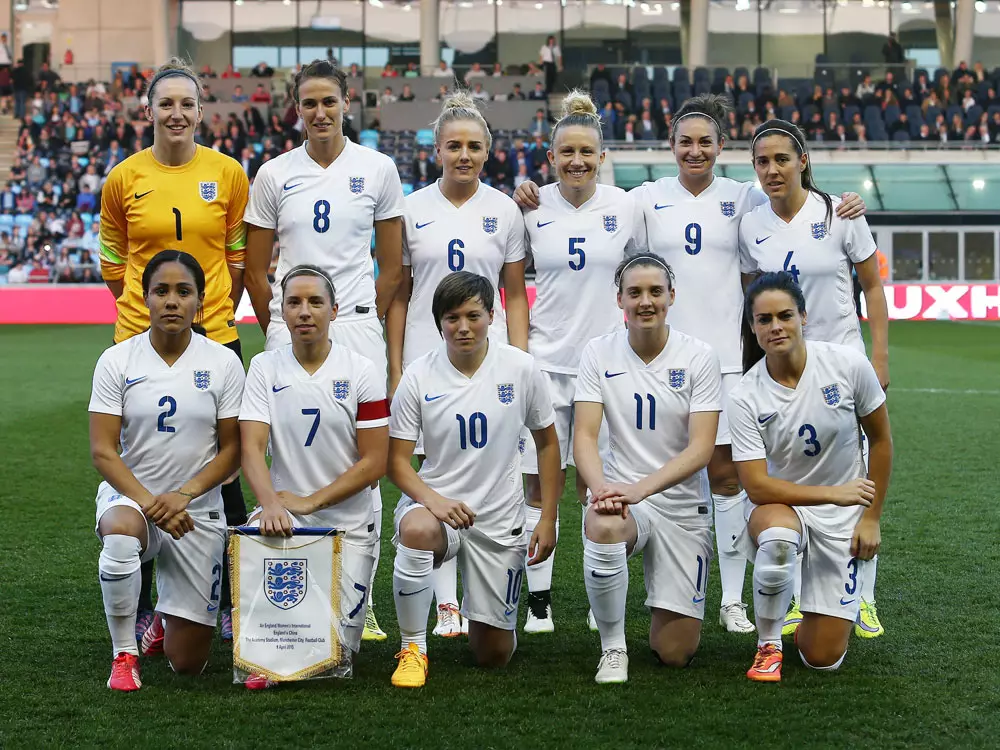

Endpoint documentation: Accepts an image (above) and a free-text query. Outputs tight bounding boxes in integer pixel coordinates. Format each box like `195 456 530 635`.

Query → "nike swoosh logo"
855 617 880 633
692 595 706 604
272 385 291 393
757 589 779 596
124 376 147 386
604 371 626 379
283 181 303 191
757 413 777 425
99 574 122 582
424 394 445 402
415 221 435 229
536 220 555 228
398 587 429 597
839 598 856 606
207 603 219 612
504 607 516 617
755 236 771 245
654 204 673 210
134 190 153 199
591 570 618 578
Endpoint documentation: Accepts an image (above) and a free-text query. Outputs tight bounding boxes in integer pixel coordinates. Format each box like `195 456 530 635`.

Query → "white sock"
99 534 142 658
432 556 458 608
367 485 382 605
713 491 748 605
393 544 434 654
800 649 847 671
524 505 559 593
860 554 878 602
792 552 803 602
752 527 800 649
583 539 628 652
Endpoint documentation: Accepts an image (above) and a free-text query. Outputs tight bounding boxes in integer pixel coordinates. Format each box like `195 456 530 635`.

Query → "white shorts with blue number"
246 507 376 652
95 481 225 627
394 500 526 630
740 501 862 623
610 502 714 621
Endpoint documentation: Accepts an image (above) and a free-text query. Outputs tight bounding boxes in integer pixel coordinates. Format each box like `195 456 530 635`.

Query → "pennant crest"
264 558 307 610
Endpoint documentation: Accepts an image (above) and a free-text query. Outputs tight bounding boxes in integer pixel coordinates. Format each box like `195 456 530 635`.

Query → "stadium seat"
14 215 32 229
673 83 691 104
843 104 860 123
883 105 901 126
0 215 13 231
649 163 679 180
713 67 729 84
672 66 689 84
612 163 650 189
360 129 380 148
693 67 710 84
694 80 711 96
734 67 750 83
933 67 949 85
780 106 797 121
946 105 963 122
415 129 434 147
402 182 414 196
924 106 941 124
965 106 983 126
737 92 755 112
80 213 93 225
905 104 923 122
892 131 909 142
592 79 611 108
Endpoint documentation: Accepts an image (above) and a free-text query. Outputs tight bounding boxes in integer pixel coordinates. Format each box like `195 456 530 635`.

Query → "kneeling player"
89 251 245 691
387 272 561 688
574 253 722 684
730 272 892 682
239 265 390 687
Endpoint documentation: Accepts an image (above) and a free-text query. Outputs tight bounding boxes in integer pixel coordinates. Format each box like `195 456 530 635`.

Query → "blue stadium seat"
694 80 711 96
0 215 13 231
924 106 941 124
652 66 669 86
892 130 909 142
863 105 882 123
253 142 264 154
78 157 89 167
753 67 771 86
615 90 633 112
933 67 949 85
883 105 901 126
945 105 963 123
713 67 729 84
653 83 671 106
672 82 691 104
672 67 689 84
737 91 754 112
780 105 797 121
592 79 611 108
965 106 983 126
693 67 710 83
14 215 32 229
843 104 860 123
415 129 434 147
802 103 819 121
402 182 414 196
734 66 750 83
905 105 923 122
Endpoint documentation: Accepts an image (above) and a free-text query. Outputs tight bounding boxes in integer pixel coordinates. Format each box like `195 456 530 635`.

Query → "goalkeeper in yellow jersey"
99 58 250 647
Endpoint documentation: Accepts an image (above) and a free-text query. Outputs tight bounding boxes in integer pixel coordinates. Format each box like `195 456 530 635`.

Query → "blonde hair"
432 90 492 150
147 57 201 106
551 89 603 150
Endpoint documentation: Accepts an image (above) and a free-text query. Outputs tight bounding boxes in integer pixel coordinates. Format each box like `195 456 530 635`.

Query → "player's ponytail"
741 271 808 373
551 89 603 151
432 90 493 150
614 252 675 293
670 94 729 144
751 119 833 231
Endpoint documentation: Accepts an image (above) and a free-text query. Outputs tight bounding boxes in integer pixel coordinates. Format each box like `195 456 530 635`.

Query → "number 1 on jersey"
172 208 182 241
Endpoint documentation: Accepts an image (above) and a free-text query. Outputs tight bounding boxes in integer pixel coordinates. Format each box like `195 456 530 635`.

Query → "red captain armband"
357 399 390 422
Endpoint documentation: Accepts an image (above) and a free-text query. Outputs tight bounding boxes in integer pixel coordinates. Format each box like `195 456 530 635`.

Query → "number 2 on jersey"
313 200 331 233
684 223 701 255
448 239 465 272
798 423 821 457
157 396 177 433
568 237 586 270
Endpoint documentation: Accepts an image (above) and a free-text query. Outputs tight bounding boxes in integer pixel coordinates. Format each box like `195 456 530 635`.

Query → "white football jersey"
526 183 633 374
389 342 555 544
401 180 525 367
244 140 405 324
631 176 767 374
575 328 723 526
738 192 876 353
239 344 389 539
88 332 246 513
729 340 886 536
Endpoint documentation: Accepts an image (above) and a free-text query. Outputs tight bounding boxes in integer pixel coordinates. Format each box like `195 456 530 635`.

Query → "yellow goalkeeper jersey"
100 146 250 344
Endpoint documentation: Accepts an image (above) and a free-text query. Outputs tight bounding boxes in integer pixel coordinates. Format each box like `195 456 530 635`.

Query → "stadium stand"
1 56 997 287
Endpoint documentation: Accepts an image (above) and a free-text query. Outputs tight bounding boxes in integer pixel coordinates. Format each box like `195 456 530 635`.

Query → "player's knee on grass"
163 619 213 676
649 616 701 668
469 623 515 668
797 617 851 669
584 508 630 545
650 639 697 668
798 644 848 671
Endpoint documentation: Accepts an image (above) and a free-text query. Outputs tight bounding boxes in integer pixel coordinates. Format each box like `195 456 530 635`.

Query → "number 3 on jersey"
313 200 331 233
568 237 586 270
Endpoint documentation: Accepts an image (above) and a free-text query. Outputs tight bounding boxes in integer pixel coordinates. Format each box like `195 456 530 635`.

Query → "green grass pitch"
0 322 998 749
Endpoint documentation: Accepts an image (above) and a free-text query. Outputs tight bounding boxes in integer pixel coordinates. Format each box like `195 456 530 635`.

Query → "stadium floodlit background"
0 0 998 747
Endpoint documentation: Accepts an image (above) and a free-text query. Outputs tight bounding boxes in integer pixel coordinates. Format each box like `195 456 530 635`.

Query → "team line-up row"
91 58 891 691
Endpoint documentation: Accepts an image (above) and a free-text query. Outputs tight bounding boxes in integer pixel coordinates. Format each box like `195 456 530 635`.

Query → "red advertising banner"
0 284 997 324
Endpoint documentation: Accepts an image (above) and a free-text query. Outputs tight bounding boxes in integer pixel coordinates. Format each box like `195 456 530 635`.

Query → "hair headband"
619 255 671 277
751 127 804 153
148 69 199 96
672 110 721 136
281 267 335 294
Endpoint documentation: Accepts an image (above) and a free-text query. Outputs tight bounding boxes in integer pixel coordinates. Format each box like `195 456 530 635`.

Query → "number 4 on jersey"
783 251 800 283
